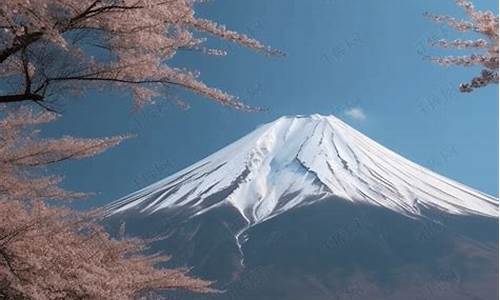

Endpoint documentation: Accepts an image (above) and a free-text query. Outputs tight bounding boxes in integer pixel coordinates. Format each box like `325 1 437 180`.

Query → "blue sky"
45 0 498 208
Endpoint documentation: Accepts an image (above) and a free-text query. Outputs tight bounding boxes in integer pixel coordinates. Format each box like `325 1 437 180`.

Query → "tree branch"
0 93 44 103
0 32 43 64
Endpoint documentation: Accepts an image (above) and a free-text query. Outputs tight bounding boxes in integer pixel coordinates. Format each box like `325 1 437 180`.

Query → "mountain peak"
274 113 343 124
108 115 498 225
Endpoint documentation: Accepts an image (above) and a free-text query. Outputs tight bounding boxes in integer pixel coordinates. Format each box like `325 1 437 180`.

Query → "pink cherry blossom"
427 0 498 92
0 0 279 111
0 106 213 299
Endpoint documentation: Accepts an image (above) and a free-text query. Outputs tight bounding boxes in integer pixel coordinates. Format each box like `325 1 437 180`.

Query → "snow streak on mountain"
108 114 498 226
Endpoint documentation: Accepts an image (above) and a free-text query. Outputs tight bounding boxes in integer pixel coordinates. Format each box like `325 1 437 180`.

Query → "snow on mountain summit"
108 114 498 224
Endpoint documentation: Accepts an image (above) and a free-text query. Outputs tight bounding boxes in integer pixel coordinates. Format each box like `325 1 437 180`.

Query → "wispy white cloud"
344 107 366 121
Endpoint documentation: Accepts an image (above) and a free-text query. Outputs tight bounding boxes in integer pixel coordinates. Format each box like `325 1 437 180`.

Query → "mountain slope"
108 114 497 224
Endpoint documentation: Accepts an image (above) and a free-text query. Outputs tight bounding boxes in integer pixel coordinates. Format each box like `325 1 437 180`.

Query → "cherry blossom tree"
0 107 213 299
0 0 281 111
427 0 498 92
0 1 281 298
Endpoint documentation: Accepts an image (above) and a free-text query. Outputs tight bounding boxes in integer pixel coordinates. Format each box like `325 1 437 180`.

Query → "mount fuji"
106 115 498 300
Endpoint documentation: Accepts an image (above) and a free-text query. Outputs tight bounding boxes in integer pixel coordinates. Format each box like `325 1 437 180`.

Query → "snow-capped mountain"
106 114 498 300
108 114 497 223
